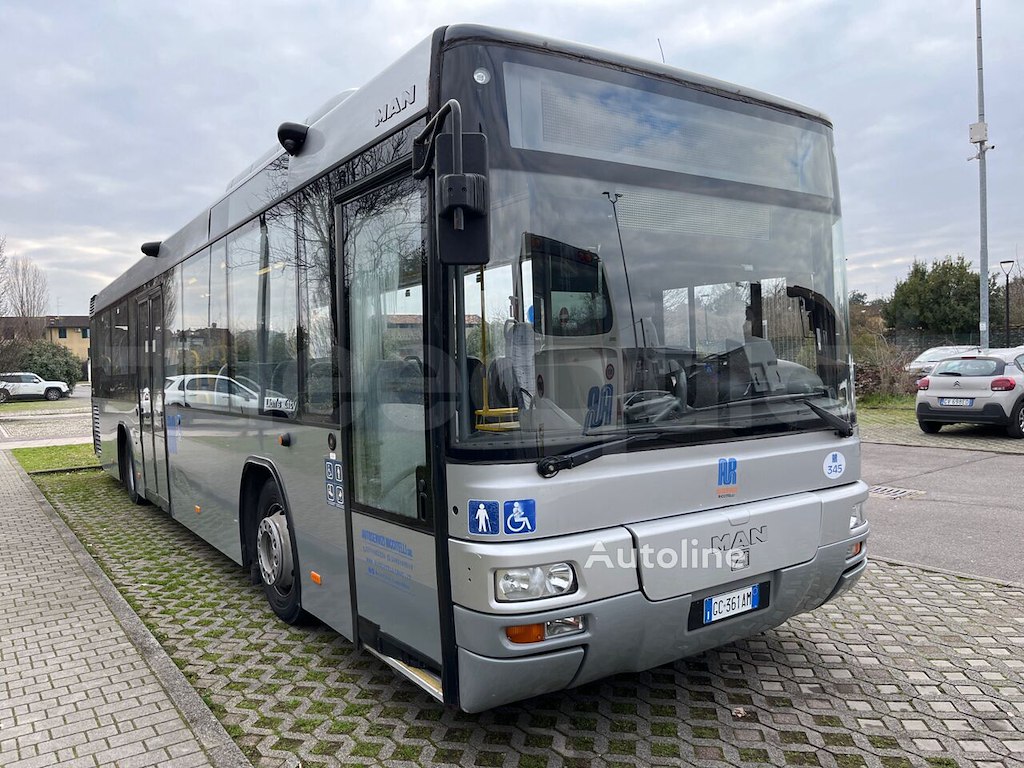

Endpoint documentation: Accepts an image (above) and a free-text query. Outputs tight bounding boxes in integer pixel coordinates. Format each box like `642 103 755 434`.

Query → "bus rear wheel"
255 480 307 624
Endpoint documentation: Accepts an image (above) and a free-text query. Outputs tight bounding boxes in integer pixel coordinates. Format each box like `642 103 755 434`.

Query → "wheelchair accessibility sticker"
324 458 345 509
503 499 536 535
468 500 500 535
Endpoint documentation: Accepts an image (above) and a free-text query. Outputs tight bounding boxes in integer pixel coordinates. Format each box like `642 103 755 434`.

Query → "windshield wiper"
537 433 659 478
693 391 854 438
800 398 855 438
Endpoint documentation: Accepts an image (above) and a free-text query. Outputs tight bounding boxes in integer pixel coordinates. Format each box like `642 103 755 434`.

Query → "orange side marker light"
505 624 545 644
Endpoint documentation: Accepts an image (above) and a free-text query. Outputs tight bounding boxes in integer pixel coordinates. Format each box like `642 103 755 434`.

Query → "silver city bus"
91 25 869 712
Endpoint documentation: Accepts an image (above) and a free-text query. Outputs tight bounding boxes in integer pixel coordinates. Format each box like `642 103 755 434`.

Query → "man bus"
91 24 869 712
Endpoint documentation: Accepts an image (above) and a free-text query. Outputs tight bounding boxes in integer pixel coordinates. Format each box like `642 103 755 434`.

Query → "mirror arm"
411 99 485 231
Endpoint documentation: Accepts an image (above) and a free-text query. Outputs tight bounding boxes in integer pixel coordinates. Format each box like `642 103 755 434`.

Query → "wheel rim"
46 389 59 400
1018 408 1024 432
257 506 294 592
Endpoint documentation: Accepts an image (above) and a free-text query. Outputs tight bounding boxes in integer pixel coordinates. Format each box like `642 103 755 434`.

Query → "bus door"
335 174 443 699
136 289 169 507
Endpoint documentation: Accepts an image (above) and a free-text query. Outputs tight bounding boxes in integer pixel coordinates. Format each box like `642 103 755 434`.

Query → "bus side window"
297 180 339 422
264 207 298 418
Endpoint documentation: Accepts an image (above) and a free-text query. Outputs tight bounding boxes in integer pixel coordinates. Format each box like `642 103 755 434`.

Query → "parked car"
163 374 295 415
915 348 1024 437
0 372 71 403
905 345 981 378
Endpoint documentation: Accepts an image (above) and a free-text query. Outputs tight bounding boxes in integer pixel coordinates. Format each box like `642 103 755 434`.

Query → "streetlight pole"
969 0 994 348
1001 260 1014 347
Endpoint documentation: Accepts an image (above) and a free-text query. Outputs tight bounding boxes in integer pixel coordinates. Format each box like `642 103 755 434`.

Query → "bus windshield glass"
447 51 852 457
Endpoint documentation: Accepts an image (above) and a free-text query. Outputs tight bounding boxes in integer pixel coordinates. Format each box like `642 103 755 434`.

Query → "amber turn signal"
505 624 545 644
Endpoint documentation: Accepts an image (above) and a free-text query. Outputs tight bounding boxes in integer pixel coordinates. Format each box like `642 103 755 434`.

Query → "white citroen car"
915 348 1024 438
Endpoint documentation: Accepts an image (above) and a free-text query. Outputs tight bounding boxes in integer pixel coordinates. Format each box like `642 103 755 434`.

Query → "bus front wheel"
255 480 307 624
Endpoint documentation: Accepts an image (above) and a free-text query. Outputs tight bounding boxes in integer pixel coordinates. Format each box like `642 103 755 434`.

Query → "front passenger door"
338 174 443 678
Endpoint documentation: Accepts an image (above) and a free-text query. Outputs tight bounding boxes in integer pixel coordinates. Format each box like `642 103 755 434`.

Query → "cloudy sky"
1 0 1021 315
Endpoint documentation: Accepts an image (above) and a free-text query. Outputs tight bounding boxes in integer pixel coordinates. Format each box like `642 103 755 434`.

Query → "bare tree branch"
8 255 49 318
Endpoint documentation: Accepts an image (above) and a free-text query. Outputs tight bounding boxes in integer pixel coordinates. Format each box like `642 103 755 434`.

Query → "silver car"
905 345 980 378
915 348 1024 437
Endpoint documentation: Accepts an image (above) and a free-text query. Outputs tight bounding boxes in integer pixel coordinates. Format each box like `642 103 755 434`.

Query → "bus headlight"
495 562 577 602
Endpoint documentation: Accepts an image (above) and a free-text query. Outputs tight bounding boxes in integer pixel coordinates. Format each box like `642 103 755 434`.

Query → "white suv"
0 372 71 403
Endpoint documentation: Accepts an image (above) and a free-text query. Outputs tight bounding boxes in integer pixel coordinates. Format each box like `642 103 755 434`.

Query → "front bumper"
917 401 1009 425
455 533 869 712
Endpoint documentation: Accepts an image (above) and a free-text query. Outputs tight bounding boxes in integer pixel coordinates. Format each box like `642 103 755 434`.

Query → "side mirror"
435 132 489 266
412 99 490 266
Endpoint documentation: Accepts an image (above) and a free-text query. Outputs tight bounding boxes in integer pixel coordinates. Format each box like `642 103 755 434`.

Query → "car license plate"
703 584 760 625
939 397 974 407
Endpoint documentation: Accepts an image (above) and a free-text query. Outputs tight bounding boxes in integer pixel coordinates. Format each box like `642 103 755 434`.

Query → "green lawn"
11 443 100 473
855 393 915 410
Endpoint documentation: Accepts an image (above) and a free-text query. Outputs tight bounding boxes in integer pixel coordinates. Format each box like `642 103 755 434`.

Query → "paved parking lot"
26 467 1024 768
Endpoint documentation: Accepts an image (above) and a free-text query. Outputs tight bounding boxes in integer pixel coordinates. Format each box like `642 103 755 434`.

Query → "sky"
1 0 1021 316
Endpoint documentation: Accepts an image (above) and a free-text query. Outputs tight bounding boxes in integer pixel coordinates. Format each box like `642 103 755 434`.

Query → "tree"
7 255 49 318
16 340 81 390
883 256 979 335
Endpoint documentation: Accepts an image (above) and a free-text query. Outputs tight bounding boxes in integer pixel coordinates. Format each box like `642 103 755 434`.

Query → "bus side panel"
165 405 244 562
95 395 130 479
165 406 354 639
267 429 353 641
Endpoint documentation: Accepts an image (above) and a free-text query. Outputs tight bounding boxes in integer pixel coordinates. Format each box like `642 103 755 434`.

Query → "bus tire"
120 441 147 505
255 480 307 624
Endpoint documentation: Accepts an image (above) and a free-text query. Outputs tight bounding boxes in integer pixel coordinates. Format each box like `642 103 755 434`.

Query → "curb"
6 451 253 768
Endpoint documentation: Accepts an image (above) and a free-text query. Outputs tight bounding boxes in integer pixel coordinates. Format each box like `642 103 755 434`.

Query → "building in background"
0 315 91 380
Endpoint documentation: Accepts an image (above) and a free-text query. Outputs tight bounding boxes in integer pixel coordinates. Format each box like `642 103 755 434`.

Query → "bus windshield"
448 51 852 457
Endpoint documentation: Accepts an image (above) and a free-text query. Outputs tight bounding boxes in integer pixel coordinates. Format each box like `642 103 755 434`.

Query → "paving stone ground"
0 451 248 768
27 466 1024 768
0 411 92 442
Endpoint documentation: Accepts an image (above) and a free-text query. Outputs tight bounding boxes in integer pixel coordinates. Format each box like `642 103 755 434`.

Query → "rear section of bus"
435 27 868 712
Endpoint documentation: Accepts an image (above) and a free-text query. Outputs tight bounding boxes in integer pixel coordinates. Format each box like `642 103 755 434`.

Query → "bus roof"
94 24 832 315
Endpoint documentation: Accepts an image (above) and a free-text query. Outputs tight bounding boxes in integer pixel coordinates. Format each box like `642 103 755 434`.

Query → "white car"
905 345 980 378
916 348 1024 437
163 374 295 415
0 372 71 403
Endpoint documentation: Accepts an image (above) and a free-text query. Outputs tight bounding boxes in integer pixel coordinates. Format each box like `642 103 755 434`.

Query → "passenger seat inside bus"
370 358 425 518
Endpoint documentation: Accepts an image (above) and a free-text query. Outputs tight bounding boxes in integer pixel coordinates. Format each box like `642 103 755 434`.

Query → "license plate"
703 584 760 625
939 397 974 407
